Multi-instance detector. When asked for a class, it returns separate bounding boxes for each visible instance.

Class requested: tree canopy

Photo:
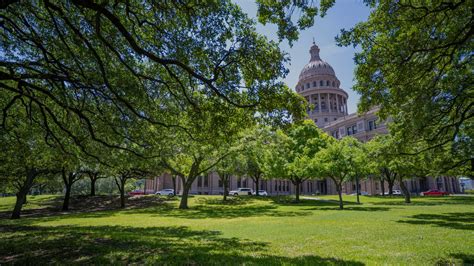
[337,0,473,174]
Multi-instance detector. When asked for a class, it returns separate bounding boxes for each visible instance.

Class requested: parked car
[128,190,144,196]
[421,189,449,196]
[252,190,268,196]
[229,188,253,196]
[155,189,175,196]
[383,190,402,195]
[350,191,369,196]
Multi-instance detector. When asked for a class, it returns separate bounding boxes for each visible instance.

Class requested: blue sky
[234,0,371,114]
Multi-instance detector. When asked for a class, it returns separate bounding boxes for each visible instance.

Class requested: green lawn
[0,195,473,265]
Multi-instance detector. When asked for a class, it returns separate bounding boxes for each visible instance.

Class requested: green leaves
[256,0,335,45]
[336,1,473,174]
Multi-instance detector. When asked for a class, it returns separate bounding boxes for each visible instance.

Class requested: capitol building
[145,43,460,196]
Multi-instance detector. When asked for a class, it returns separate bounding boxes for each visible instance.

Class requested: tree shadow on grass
[305,206,391,212]
[372,196,474,206]
[123,202,313,219]
[269,197,358,207]
[397,212,474,231]
[0,195,171,220]
[0,224,364,265]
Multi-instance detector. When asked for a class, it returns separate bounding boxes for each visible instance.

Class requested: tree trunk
[62,171,76,211]
[172,176,177,196]
[295,182,300,203]
[380,179,385,197]
[179,177,191,209]
[388,179,394,196]
[223,176,229,201]
[120,177,126,208]
[11,169,36,219]
[114,176,126,208]
[399,177,411,203]
[337,184,344,210]
[90,177,97,196]
[355,175,360,204]
[62,184,72,211]
[255,176,259,196]
[144,178,147,195]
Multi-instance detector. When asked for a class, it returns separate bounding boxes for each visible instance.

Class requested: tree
[366,136,399,196]
[1,1,309,158]
[214,151,239,202]
[85,170,103,197]
[236,126,273,196]
[367,135,431,204]
[313,137,361,210]
[266,120,328,202]
[346,141,370,204]
[60,168,83,211]
[0,122,59,219]
[337,1,473,174]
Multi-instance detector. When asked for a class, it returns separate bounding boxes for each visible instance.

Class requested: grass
[0,194,473,265]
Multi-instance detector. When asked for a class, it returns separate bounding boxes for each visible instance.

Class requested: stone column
[318,93,321,113]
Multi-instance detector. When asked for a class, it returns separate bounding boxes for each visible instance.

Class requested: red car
[128,190,145,196]
[421,189,449,196]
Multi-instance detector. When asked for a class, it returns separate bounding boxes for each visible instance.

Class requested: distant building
[145,42,460,195]
[459,177,473,191]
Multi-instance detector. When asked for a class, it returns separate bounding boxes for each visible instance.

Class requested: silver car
[229,188,253,196]
[155,189,174,196]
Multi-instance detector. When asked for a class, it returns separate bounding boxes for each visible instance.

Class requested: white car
[252,190,268,196]
[155,189,174,196]
[229,188,253,196]
[383,190,402,195]
[350,191,369,196]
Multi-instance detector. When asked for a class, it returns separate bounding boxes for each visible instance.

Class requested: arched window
[326,80,330,86]
[320,80,323,86]
[332,81,335,87]
[306,83,310,89]
[313,81,317,87]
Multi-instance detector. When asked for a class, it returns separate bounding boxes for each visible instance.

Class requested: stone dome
[299,43,336,79]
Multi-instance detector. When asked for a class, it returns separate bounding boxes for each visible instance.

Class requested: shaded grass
[0,194,473,265]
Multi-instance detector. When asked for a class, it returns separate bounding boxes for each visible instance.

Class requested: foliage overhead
[0,0,307,158]
[337,0,473,173]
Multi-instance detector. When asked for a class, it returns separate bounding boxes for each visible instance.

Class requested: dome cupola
[299,43,336,79]
[295,41,348,128]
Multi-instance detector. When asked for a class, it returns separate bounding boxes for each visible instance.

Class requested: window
[218,179,223,188]
[334,118,337,121]
[375,182,379,190]
[332,81,335,87]
[347,127,352,135]
[286,181,290,191]
[313,81,317,87]
[306,83,310,89]
[237,178,241,188]
[324,117,328,122]
[326,80,330,86]
[320,80,323,86]
[197,176,202,187]
[368,120,377,131]
[314,118,318,123]
[204,175,209,187]
[243,178,247,187]
[352,125,357,134]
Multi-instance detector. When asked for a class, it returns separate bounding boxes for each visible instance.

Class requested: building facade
[146,42,460,196]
